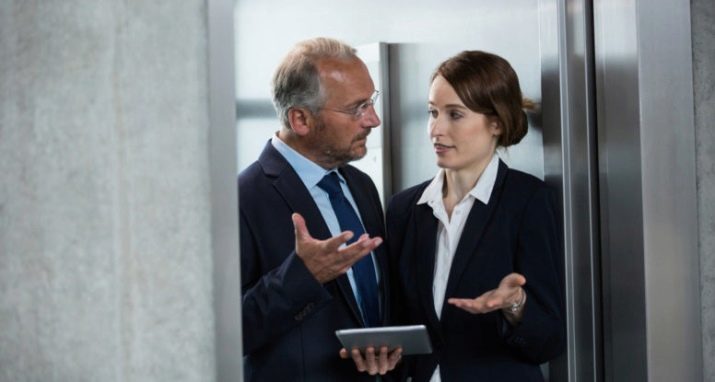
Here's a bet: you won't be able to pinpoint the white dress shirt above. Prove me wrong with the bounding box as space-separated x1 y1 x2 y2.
416 154 500 382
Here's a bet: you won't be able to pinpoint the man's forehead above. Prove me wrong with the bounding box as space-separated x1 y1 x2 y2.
317 58 374 97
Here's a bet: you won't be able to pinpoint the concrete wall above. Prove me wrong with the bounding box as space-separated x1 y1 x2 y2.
693 0 715 380
0 2 215 381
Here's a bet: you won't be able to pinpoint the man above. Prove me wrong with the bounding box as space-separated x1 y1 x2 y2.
240 37 400 381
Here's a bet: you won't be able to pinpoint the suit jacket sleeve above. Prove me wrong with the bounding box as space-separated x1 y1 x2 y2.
240 206 333 355
498 185 565 363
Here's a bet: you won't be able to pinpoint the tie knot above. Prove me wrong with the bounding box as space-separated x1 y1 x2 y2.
317 172 343 197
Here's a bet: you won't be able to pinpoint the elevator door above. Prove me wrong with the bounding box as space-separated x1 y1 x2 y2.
233 1 601 381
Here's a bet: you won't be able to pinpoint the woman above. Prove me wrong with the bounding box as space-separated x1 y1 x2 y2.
387 51 564 381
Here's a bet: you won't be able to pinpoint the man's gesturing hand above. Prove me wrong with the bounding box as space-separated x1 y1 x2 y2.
292 213 383 284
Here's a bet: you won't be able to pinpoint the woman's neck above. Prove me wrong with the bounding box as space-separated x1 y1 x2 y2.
442 155 494 218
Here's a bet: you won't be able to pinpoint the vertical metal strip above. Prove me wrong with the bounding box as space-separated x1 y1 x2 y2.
540 0 601 380
208 0 242 380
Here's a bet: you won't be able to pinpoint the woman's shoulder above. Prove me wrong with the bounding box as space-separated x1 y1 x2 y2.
386 179 432 215
502 163 548 188
500 165 553 205
391 179 431 202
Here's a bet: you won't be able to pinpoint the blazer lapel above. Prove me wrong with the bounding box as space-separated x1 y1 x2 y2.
441 160 509 318
341 167 389 326
259 142 365 326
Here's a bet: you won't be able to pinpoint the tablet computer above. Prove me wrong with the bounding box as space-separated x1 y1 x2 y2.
335 325 432 355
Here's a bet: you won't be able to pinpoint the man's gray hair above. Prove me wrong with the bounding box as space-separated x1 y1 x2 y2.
272 37 358 129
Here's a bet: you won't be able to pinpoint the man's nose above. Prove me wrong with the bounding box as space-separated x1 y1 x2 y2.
362 105 381 128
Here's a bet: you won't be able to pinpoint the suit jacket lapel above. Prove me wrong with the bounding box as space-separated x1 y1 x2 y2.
259 142 365 326
341 167 389 325
441 160 509 318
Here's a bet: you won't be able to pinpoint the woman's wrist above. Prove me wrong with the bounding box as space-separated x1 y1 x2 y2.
502 288 526 324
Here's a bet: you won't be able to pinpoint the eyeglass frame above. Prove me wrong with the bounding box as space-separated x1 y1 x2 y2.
320 90 380 119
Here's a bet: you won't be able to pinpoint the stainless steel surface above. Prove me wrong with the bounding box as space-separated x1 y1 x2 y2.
594 0 701 380
540 0 602 380
209 0 242 380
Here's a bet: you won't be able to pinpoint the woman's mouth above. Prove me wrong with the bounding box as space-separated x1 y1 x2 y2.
434 143 454 154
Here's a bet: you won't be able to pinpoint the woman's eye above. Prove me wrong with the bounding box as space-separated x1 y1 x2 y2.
427 109 437 118
450 111 463 119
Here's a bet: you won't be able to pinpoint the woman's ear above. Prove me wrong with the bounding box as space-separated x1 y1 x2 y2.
489 118 503 136
287 107 313 136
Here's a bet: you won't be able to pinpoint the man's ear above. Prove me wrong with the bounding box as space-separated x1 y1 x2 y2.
287 107 313 136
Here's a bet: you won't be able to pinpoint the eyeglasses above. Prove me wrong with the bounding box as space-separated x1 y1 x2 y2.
322 90 380 119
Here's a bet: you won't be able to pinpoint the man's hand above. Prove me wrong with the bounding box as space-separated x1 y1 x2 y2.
447 273 527 322
292 213 383 284
339 346 402 375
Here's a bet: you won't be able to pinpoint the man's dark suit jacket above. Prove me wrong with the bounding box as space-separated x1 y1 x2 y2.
240 142 390 382
387 160 565 382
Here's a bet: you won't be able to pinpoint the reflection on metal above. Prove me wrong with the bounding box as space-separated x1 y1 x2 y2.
208 0 242 380
540 0 602 381
594 0 701 380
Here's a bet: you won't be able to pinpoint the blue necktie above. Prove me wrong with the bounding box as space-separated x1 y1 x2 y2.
317 172 380 327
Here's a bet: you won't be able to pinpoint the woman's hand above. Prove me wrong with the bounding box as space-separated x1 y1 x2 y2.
447 273 527 323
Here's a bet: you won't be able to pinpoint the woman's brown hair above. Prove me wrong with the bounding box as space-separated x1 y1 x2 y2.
432 50 533 147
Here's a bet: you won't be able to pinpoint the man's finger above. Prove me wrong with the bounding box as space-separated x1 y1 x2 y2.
378 346 389 375
338 236 383 263
292 213 310 242
322 230 354 252
388 347 403 367
351 348 367 372
365 346 378 375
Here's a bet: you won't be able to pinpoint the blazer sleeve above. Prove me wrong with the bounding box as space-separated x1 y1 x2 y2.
240 208 333 355
385 193 411 326
499 185 565 363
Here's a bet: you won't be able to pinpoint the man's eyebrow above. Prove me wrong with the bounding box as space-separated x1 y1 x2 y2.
345 91 375 108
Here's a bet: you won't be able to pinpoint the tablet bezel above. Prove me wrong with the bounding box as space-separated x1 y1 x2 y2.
335 324 432 355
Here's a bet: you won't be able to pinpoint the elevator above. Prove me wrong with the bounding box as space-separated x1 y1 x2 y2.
224 0 703 380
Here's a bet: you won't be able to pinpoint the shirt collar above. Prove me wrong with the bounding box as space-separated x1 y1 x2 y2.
417 154 500 206
271 135 341 189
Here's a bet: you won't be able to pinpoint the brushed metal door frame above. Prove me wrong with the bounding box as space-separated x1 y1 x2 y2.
540 0 602 380
593 0 701 380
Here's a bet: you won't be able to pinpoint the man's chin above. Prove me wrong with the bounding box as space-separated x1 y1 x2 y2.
351 146 368 161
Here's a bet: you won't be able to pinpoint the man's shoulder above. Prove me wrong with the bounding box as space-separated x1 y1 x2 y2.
238 161 264 183
340 164 373 183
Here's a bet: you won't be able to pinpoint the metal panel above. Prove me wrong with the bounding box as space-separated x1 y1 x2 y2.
208 0 242 380
593 0 701 380
540 0 602 380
